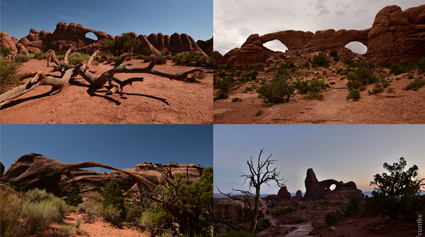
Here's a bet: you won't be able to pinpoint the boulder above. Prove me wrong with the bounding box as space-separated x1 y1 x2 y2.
214 195 266 221
1 32 18 53
304 168 362 201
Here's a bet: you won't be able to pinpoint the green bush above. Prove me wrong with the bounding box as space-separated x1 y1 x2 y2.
255 110 263 117
141 47 152 56
1 57 22 94
214 90 229 101
257 75 294 104
417 57 425 73
14 54 30 63
103 33 141 56
68 52 90 65
346 66 377 88
99 205 121 226
232 97 241 102
102 180 126 221
255 218 271 233
329 49 338 58
33 52 48 59
140 209 173 234
346 89 360 101
312 52 330 68
64 181 83 206
325 209 344 225
0 46 12 56
312 220 326 230
364 157 425 220
405 78 425 90
153 55 167 64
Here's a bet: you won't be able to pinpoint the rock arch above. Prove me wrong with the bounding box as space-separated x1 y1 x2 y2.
262 39 289 52
345 41 368 55
85 32 98 41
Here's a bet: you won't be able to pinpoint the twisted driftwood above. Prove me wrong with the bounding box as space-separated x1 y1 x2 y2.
0 49 205 107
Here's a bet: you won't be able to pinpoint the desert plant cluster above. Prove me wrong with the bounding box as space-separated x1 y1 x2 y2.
1 166 213 237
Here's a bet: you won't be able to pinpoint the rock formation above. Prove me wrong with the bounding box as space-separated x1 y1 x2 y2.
303 168 362 201
213 195 266 221
1 22 210 56
1 153 204 195
0 162 4 178
217 4 425 66
293 190 303 199
266 186 292 201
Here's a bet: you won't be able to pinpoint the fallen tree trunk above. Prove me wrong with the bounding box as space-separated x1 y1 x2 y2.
0 49 205 107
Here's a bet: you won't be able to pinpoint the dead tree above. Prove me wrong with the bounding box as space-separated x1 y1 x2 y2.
0 49 205 107
218 149 286 234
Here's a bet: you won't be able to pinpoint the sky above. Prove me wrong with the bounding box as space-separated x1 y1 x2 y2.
214 125 425 195
1 125 213 173
0 0 212 41
214 0 424 55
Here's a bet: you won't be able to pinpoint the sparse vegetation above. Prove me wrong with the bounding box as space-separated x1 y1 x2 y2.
0 57 21 94
325 209 344 225
103 33 141 56
346 89 360 101
257 74 294 104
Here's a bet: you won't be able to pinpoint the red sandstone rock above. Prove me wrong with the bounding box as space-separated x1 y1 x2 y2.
303 168 362 201
1 32 18 53
213 195 266 221
0 162 4 178
1 154 204 195
293 190 303 199
278 186 292 200
218 4 425 66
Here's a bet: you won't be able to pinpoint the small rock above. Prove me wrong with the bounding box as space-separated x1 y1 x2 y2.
329 226 336 231
372 224 388 234
51 110 54 113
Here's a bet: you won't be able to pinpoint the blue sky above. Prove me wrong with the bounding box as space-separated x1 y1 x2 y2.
1 125 213 172
214 125 425 195
0 0 212 41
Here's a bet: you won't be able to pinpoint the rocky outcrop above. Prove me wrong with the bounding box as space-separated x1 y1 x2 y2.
0 162 4 178
197 38 213 55
214 195 266 221
293 190 303 199
218 4 425 66
1 32 18 53
2 22 210 56
266 186 292 201
1 154 204 195
304 168 362 201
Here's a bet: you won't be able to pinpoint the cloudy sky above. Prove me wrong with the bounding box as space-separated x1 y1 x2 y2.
0 0 212 41
214 0 424 54
1 125 213 173
214 125 425 195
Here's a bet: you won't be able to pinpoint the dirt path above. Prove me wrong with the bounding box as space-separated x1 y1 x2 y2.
1 59 213 124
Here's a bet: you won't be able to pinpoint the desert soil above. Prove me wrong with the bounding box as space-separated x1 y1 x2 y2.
1 59 212 124
213 68 425 124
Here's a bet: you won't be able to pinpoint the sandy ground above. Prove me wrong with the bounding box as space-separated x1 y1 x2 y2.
213 68 425 124
1 59 213 124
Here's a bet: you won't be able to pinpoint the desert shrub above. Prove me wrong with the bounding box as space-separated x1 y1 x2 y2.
405 78 425 90
153 55 167 64
102 180 126 221
341 194 362 216
346 66 377 89
255 218 271 233
1 46 12 56
364 157 425 220
13 54 30 62
22 199 65 234
368 87 384 95
325 209 344 225
300 203 309 209
255 109 263 117
330 81 335 85
257 74 294 104
380 62 392 68
220 231 254 237
358 85 366 91
214 90 229 101
312 52 330 68
408 73 414 79
0 186 28 237
68 52 90 65
140 209 173 234
232 97 241 102
387 87 395 93
381 79 390 88
346 89 360 101
33 52 48 59
312 220 326 230
0 57 22 94
320 200 331 207
329 49 338 58
99 205 121 226
417 57 425 73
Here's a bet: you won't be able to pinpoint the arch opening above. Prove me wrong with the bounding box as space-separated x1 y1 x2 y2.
85 32 98 41
329 184 336 191
345 41 367 55
263 39 288 53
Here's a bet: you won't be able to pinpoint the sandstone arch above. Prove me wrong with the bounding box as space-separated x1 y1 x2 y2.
85 32 98 41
